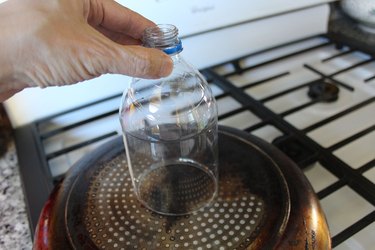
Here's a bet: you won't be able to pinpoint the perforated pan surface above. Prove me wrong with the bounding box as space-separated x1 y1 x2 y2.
64 127 290 249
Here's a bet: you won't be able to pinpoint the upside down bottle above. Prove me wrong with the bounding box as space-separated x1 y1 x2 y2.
119 24 218 215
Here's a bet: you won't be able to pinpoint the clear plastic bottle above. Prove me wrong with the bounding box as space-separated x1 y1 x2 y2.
119 24 218 215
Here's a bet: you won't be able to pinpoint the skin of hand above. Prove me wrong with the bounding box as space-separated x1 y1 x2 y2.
0 0 173 102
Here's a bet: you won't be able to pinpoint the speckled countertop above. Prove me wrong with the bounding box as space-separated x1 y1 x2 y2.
0 140 33 250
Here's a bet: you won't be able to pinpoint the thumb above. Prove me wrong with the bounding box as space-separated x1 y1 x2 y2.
112 45 174 79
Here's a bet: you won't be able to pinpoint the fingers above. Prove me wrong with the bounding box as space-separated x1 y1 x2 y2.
65 29 173 81
89 0 155 40
0 89 22 102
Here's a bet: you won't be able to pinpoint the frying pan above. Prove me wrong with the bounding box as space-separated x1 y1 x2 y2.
33 126 330 249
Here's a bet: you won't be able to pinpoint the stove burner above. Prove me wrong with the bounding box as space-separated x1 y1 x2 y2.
308 79 340 102
272 135 316 169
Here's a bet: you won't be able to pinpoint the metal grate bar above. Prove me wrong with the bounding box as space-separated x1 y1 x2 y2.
259 82 311 103
214 92 230 100
328 124 375 152
303 64 355 91
364 75 375 83
321 49 354 62
244 120 272 133
317 179 347 199
40 109 118 139
303 97 375 133
318 155 375 206
332 211 375 248
221 39 332 78
237 42 332 73
218 106 250 120
279 100 317 117
239 72 290 90
36 93 122 124
329 58 375 77
231 60 243 75
358 159 375 174
46 131 118 160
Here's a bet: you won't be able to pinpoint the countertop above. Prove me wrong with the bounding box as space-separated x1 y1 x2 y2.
0 139 33 250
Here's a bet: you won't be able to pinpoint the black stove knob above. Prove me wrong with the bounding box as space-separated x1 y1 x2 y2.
308 80 340 102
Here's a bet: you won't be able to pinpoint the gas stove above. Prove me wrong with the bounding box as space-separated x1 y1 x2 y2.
3 1 375 249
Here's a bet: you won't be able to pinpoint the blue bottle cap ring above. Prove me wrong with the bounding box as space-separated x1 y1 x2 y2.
163 39 183 55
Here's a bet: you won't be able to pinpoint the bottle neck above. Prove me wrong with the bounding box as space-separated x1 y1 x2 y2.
143 24 183 56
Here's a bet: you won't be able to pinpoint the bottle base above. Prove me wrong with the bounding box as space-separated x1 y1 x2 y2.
136 159 218 216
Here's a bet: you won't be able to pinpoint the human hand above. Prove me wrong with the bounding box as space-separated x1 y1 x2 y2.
0 0 173 101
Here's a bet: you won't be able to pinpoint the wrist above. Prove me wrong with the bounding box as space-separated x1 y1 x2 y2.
0 1 28 93
0 0 46 94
